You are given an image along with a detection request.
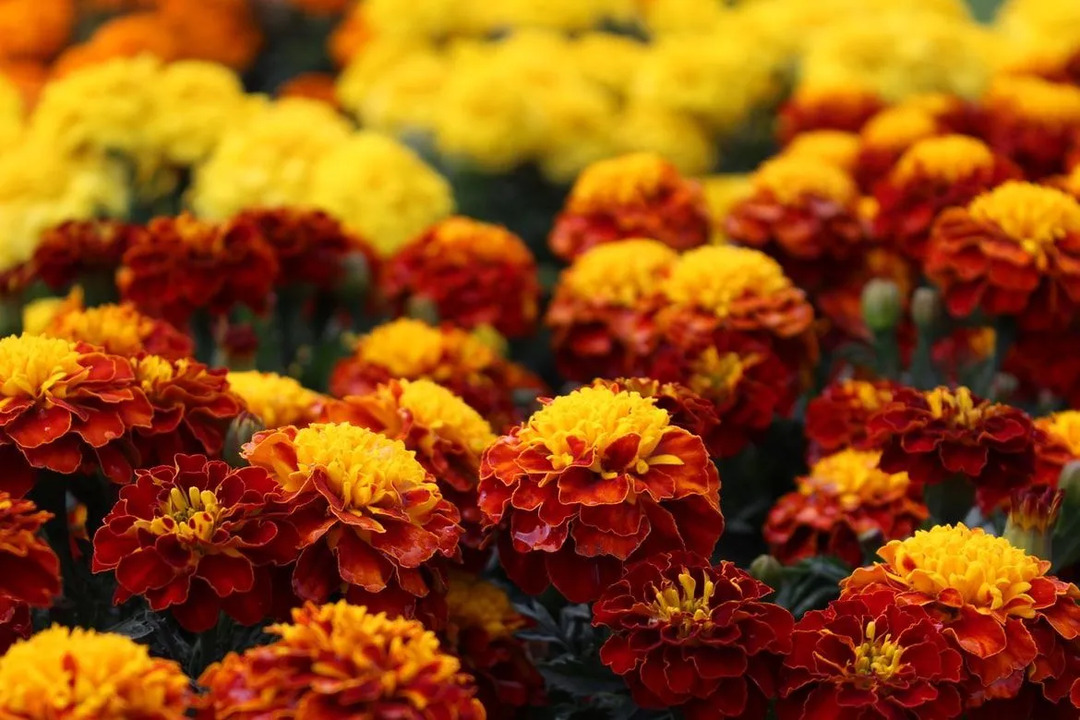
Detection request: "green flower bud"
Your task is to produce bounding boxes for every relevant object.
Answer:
[861,279,902,332]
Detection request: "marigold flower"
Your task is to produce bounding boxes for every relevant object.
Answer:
[843,524,1080,701]
[1034,411,1080,487]
[158,0,262,71]
[330,319,543,431]
[854,105,947,190]
[118,214,279,326]
[225,370,324,430]
[50,14,178,78]
[594,551,793,719]
[764,449,928,568]
[926,181,1080,331]
[0,334,153,495]
[548,152,710,261]
[778,85,884,143]
[980,76,1080,179]
[243,423,462,624]
[92,454,297,632]
[31,218,142,292]
[869,385,1036,511]
[591,377,725,456]
[197,601,484,720]
[782,129,861,174]
[382,217,540,337]
[478,385,723,602]
[546,238,676,381]
[805,379,901,457]
[778,590,966,720]
[0,626,190,719]
[0,492,59,607]
[41,300,193,362]
[277,71,340,108]
[874,134,1021,262]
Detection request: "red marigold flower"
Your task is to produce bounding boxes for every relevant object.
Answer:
[805,379,901,458]
[0,334,153,495]
[1034,411,1080,486]
[228,207,378,289]
[0,492,60,607]
[777,85,884,143]
[320,379,495,567]
[926,182,1080,331]
[591,377,725,457]
[40,299,194,361]
[91,454,298,632]
[0,597,30,655]
[329,318,544,431]
[979,76,1080,179]
[130,355,245,468]
[197,601,485,720]
[442,572,545,719]
[243,423,463,626]
[546,239,675,382]
[478,385,723,602]
[31,218,144,292]
[226,370,326,429]
[843,524,1080,707]
[869,385,1036,512]
[117,213,279,326]
[593,551,793,720]
[764,449,928,568]
[382,216,541,338]
[873,135,1021,262]
[777,589,966,720]
[548,152,710,261]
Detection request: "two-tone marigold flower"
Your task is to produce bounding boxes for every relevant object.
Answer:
[1035,411,1080,486]
[548,152,710,261]
[92,455,298,632]
[227,370,325,429]
[805,379,900,458]
[0,334,153,495]
[39,299,194,361]
[778,590,966,720]
[117,213,279,326]
[764,449,927,568]
[979,76,1080,179]
[926,182,1080,331]
[843,525,1080,708]
[869,386,1036,512]
[0,626,191,719]
[478,385,723,602]
[781,130,861,175]
[777,85,884,143]
[546,239,675,382]
[31,218,143,292]
[243,423,462,624]
[853,104,949,190]
[197,601,485,720]
[873,135,1020,262]
[382,217,541,338]
[593,551,793,720]
[329,318,543,431]
[0,493,60,608]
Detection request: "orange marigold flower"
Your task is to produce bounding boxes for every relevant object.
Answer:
[926,182,1080,331]
[41,300,193,362]
[1034,411,1080,487]
[157,0,262,71]
[382,217,541,338]
[131,355,244,468]
[0,492,59,607]
[545,238,676,382]
[874,135,1021,262]
[329,319,544,431]
[805,379,901,458]
[548,152,710,261]
[197,601,485,720]
[593,551,793,720]
[226,370,325,429]
[51,13,178,76]
[31,218,144,292]
[764,449,927,568]
[442,573,545,719]
[92,454,298,632]
[0,334,153,495]
[869,385,1037,512]
[778,590,966,720]
[478,385,723,602]
[0,0,74,62]
[843,524,1080,704]
[321,379,494,565]
[243,423,463,625]
[277,71,340,108]
[777,86,884,144]
[980,76,1080,179]
[117,213,279,326]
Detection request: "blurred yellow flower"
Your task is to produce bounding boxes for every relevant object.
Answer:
[614,103,717,177]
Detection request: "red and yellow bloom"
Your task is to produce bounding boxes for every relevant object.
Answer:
[40,300,194,362]
[31,218,143,292]
[1034,411,1080,486]
[979,76,1080,179]
[226,370,326,429]
[778,85,884,143]
[805,379,900,458]
[0,492,60,608]
[853,104,947,190]
[478,385,723,602]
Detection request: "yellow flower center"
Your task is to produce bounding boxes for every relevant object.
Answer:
[568,152,674,212]
[801,449,910,507]
[357,320,496,380]
[985,76,1080,124]
[661,245,792,318]
[1037,411,1080,456]
[859,107,939,150]
[138,486,223,546]
[925,386,987,427]
[892,134,995,184]
[560,239,678,307]
[445,573,525,640]
[428,216,532,265]
[878,524,1047,618]
[0,335,84,400]
[650,570,714,637]
[44,304,154,358]
[968,182,1080,265]
[845,379,893,412]
[850,621,904,681]
[133,355,179,391]
[783,130,860,172]
[753,156,857,205]
[518,386,679,478]
[688,347,750,399]
[227,370,320,429]
[395,379,496,456]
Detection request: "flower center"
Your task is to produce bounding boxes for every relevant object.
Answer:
[661,245,792,319]
[0,335,84,399]
[429,217,531,265]
[1037,411,1080,456]
[968,182,1080,265]
[688,347,750,399]
[47,304,152,357]
[133,355,179,391]
[227,370,320,429]
[396,379,495,456]
[568,152,673,212]
[850,621,904,681]
[753,156,857,205]
[561,239,678,307]
[783,130,860,171]
[925,386,986,427]
[802,449,910,506]
[139,486,223,545]
[892,134,995,184]
[860,107,939,151]
[846,380,893,412]
[650,570,714,636]
[357,320,495,379]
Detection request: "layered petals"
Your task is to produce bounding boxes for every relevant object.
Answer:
[0,492,60,607]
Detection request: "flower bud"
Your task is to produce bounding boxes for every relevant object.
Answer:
[1004,485,1064,560]
[911,287,941,331]
[861,279,902,332]
[748,554,783,590]
[336,250,372,303]
[223,411,266,467]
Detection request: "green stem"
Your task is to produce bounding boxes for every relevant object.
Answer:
[975,316,1016,399]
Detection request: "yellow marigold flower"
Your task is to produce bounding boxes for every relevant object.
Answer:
[570,152,676,211]
[994,0,1080,76]
[395,379,496,454]
[782,130,861,173]
[226,370,324,429]
[534,79,619,184]
[0,626,190,718]
[1038,411,1080,457]
[335,37,432,106]
[752,155,858,205]
[661,245,791,318]
[446,572,527,640]
[801,449,911,509]
[891,134,995,184]
[342,50,448,134]
[966,181,1080,263]
[0,72,21,151]
[40,300,192,360]
[859,106,941,151]
[499,0,635,30]
[570,32,646,94]
[21,295,72,336]
[638,0,730,35]
[190,97,352,220]
[355,319,497,380]
[985,75,1080,125]
[561,239,678,307]
[361,0,467,38]
[307,131,454,256]
[614,103,717,177]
